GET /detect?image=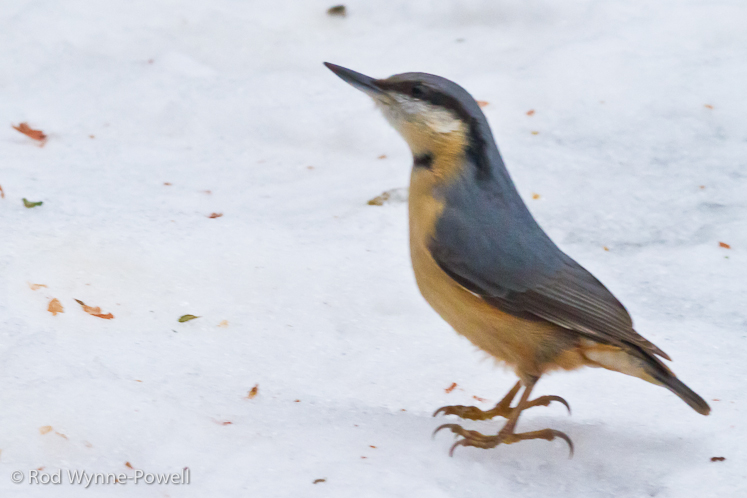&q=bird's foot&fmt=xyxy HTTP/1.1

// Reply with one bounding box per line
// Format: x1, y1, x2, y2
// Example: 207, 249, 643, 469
433, 403, 511, 420
433, 394, 570, 421
433, 423, 574, 457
